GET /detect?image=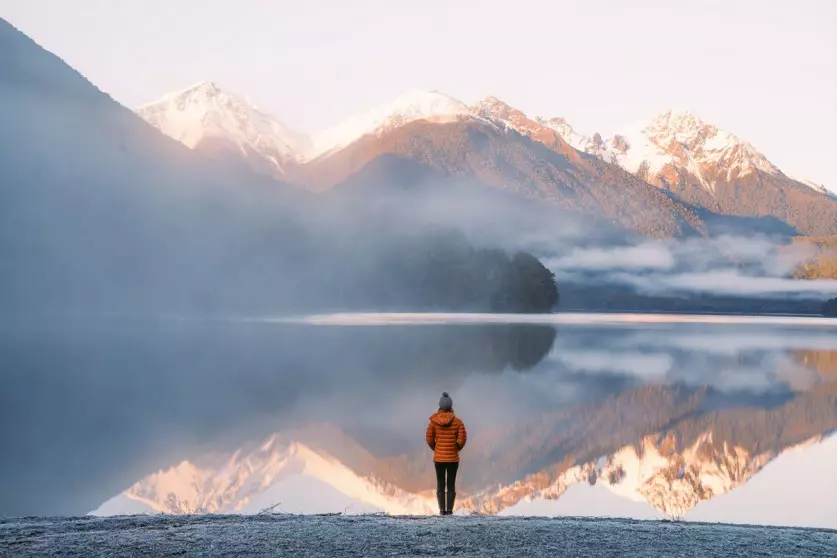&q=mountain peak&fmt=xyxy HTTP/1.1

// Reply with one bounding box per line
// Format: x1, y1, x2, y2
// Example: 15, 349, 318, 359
136, 82, 311, 174
476, 95, 508, 108
309, 89, 471, 157
646, 108, 712, 140
181, 80, 223, 97
627, 109, 781, 184
137, 80, 230, 109
381, 89, 468, 121
657, 107, 699, 121
473, 95, 521, 119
